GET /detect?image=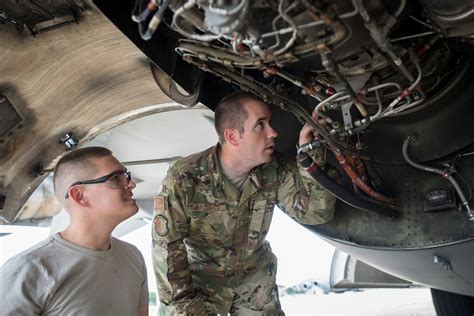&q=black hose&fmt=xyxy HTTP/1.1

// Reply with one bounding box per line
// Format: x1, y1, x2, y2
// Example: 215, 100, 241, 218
297, 153, 398, 218
363, 158, 384, 193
